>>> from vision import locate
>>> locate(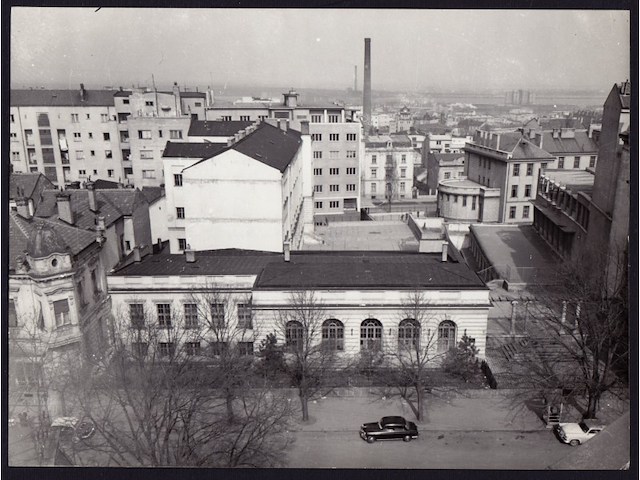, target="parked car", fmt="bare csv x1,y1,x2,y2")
50,417,95,442
556,420,604,446
360,416,418,443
